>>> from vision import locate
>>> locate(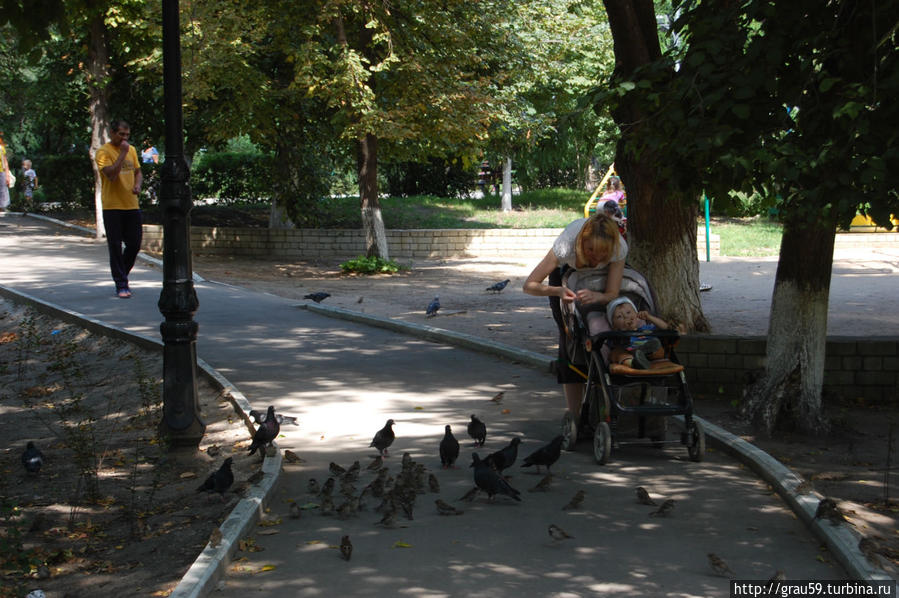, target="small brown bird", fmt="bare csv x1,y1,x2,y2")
707,553,735,577
289,502,301,519
357,296,364,304
490,392,505,403
428,473,440,493
340,535,353,561
814,497,845,525
337,497,359,519
329,462,347,476
319,477,335,498
793,480,812,494
458,487,479,502
367,456,383,471
635,487,657,506
548,524,574,542
344,461,361,481
284,449,302,463
377,507,397,528
529,474,553,493
649,499,675,517
307,478,320,495
562,490,585,510
319,495,335,516
435,499,463,516
208,527,223,548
